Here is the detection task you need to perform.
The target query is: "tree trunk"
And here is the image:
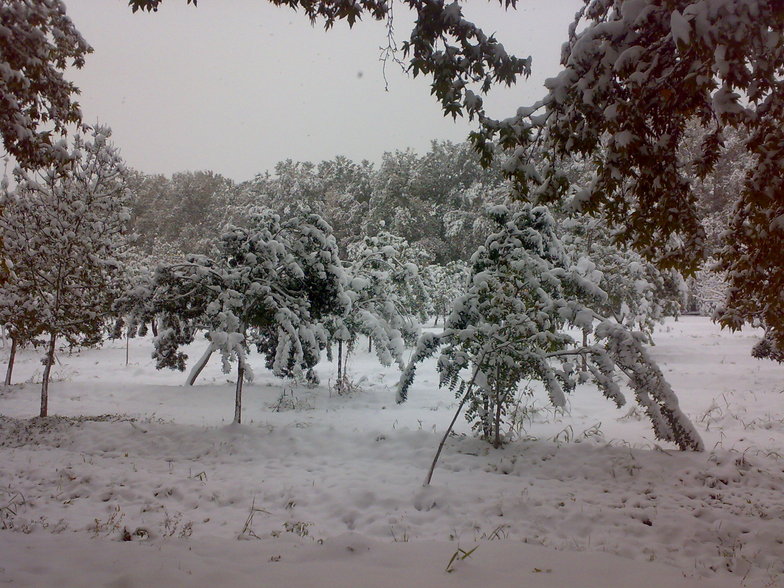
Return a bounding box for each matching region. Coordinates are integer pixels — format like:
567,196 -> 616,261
125,332 -> 130,366
337,339 -> 343,381
234,362 -> 244,424
4,336 -> 17,386
187,344 -> 214,386
40,333 -> 57,417
582,330 -> 588,372
424,348 -> 491,486
151,318 -> 158,337
424,360 -> 485,486
493,386 -> 503,449
482,394 -> 491,441
368,336 -> 372,354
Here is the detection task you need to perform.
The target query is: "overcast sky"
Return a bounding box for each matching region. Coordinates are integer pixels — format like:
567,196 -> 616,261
64,0 -> 583,182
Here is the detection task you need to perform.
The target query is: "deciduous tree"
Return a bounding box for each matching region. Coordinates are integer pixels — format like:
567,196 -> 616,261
399,205 -> 703,451
0,126 -> 130,416
150,209 -> 349,421
0,0 -> 92,169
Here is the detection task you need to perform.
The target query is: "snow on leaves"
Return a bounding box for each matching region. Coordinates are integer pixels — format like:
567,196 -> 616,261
336,232 -> 428,368
150,209 -> 349,384
0,126 -> 131,415
0,0 -> 92,168
398,204 -> 703,451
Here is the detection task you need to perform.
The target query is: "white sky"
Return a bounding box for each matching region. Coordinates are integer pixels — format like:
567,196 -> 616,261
64,0 -> 583,182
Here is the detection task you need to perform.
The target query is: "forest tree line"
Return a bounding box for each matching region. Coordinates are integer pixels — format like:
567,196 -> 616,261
2,126 -> 741,451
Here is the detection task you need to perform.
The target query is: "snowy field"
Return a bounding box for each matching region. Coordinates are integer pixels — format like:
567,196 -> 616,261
1,316 -> 782,587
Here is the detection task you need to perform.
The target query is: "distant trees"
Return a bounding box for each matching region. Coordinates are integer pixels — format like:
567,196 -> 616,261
127,170 -> 249,255
0,127 -> 130,415
1,290 -> 39,388
423,261 -> 469,327
127,141 -> 506,266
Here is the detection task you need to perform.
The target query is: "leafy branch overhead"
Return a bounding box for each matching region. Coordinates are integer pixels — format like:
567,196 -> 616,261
0,0 -> 92,168
128,0 -> 530,125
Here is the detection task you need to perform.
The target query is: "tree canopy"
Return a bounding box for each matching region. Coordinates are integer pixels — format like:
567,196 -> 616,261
0,0 -> 92,169
398,204 -> 703,451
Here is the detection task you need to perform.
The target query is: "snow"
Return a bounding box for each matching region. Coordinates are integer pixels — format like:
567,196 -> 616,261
670,10 -> 691,48
1,316 -> 783,587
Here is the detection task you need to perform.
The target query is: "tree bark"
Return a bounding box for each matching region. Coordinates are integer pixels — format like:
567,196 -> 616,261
4,336 -> 17,386
582,330 -> 589,372
234,361 -> 244,424
337,339 -> 343,382
40,333 -> 57,417
424,389 -> 470,487
187,344 -> 214,386
424,358 -> 485,486
493,386 -> 503,449
482,394 -> 491,440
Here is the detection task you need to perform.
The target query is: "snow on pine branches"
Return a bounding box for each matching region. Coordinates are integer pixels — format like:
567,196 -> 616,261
398,205 -> 703,451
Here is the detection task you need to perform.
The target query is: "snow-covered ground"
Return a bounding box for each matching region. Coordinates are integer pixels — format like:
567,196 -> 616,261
1,316 -> 782,587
